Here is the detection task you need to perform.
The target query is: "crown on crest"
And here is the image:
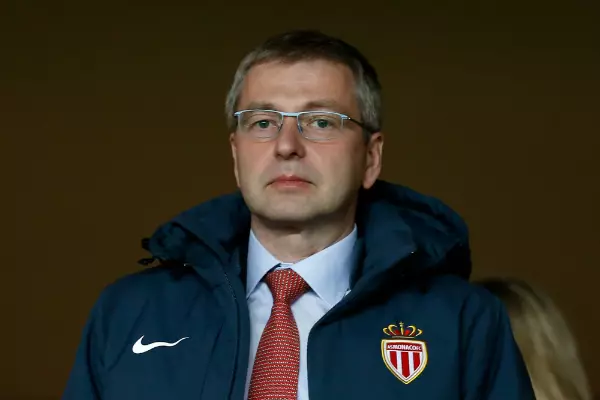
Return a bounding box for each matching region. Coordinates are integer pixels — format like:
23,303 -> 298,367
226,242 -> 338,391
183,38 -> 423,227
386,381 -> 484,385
383,322 -> 423,338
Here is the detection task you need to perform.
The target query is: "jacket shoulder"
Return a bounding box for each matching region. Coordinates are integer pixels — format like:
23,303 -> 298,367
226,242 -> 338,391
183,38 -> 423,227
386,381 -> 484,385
90,262 -> 210,346
404,273 -> 505,319
99,262 -> 195,306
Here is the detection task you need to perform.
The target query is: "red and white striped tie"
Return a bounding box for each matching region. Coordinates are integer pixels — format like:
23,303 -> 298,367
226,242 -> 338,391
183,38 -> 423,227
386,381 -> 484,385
248,268 -> 309,400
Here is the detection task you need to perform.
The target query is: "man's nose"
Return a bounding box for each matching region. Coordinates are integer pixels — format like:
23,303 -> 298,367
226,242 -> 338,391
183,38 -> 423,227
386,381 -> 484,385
273,117 -> 306,159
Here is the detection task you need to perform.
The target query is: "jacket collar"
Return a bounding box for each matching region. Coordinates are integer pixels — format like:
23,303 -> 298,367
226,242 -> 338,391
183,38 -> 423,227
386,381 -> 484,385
145,180 -> 471,282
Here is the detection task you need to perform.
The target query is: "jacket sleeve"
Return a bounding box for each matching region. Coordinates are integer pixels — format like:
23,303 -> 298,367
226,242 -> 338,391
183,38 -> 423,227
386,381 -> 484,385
461,289 -> 535,400
62,294 -> 106,399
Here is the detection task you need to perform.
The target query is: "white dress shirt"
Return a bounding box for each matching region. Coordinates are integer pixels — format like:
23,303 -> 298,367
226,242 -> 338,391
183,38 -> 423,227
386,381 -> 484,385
244,226 -> 358,400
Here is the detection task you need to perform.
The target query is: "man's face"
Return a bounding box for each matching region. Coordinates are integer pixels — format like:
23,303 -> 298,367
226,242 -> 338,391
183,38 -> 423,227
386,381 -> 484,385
230,59 -> 383,227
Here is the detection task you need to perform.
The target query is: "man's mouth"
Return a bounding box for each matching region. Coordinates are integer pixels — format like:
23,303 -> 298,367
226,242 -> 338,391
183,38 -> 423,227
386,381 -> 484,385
270,175 -> 311,187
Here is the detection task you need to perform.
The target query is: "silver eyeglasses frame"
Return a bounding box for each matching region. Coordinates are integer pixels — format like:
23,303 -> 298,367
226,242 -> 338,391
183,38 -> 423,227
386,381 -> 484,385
232,109 -> 370,141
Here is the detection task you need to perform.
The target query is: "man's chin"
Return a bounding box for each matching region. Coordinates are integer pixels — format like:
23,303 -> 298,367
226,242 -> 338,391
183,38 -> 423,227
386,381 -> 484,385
262,210 -> 315,223
244,190 -> 323,224
253,205 -> 321,227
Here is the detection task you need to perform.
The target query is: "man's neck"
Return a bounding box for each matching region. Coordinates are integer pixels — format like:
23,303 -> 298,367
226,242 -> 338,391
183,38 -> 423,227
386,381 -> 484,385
250,215 -> 356,263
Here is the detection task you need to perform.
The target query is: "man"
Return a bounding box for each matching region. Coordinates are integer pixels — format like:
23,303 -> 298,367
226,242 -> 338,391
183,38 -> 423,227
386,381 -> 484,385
63,30 -> 534,399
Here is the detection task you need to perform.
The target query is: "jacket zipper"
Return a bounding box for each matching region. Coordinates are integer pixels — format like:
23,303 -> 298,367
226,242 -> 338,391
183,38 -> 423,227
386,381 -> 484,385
306,249 -> 417,399
221,266 -> 243,400
185,261 -> 241,399
320,249 -> 417,324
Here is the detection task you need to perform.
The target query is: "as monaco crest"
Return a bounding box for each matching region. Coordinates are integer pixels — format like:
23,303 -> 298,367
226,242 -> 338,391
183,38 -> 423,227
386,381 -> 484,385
381,322 -> 428,384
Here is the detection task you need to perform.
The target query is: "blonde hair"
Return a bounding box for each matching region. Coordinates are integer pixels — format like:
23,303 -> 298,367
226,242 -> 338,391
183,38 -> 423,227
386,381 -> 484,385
479,278 -> 592,400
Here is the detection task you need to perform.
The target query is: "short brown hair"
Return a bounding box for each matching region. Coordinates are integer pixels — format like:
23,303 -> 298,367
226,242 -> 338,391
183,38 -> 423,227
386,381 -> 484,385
224,30 -> 382,134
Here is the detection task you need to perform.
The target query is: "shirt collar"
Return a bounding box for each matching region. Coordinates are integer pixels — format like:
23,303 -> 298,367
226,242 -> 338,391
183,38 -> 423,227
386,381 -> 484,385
246,226 -> 358,307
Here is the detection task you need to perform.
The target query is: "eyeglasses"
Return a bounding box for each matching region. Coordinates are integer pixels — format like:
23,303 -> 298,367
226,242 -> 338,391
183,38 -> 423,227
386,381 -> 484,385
232,109 -> 369,141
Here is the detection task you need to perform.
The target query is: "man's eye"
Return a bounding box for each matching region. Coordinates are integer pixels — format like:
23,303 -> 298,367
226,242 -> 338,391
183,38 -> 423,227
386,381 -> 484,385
307,116 -> 340,130
256,120 -> 271,129
315,119 -> 329,128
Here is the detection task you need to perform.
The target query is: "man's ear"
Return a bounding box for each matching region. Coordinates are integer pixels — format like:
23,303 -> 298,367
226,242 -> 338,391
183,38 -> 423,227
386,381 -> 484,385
362,132 -> 383,190
230,133 -> 240,187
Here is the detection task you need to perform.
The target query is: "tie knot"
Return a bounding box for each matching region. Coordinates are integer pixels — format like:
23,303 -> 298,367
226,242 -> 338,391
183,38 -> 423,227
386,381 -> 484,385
265,268 -> 309,305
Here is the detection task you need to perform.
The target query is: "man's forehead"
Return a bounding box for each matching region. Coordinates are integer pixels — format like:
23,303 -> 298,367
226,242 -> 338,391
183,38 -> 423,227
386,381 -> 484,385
245,59 -> 353,84
239,60 -> 358,113
242,99 -> 346,111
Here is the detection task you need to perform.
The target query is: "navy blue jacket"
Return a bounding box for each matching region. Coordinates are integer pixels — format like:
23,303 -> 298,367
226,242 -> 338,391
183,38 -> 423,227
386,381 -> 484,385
63,180 -> 534,399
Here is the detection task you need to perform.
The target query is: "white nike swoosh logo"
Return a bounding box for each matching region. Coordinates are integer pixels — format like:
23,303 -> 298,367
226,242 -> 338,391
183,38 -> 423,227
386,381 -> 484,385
132,335 -> 189,354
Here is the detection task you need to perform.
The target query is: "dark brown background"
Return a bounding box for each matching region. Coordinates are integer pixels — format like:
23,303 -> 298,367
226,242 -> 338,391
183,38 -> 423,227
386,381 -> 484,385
5,1 -> 599,398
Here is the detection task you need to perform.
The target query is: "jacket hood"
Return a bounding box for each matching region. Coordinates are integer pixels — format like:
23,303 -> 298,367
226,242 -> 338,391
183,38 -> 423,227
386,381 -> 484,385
144,180 -> 471,281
